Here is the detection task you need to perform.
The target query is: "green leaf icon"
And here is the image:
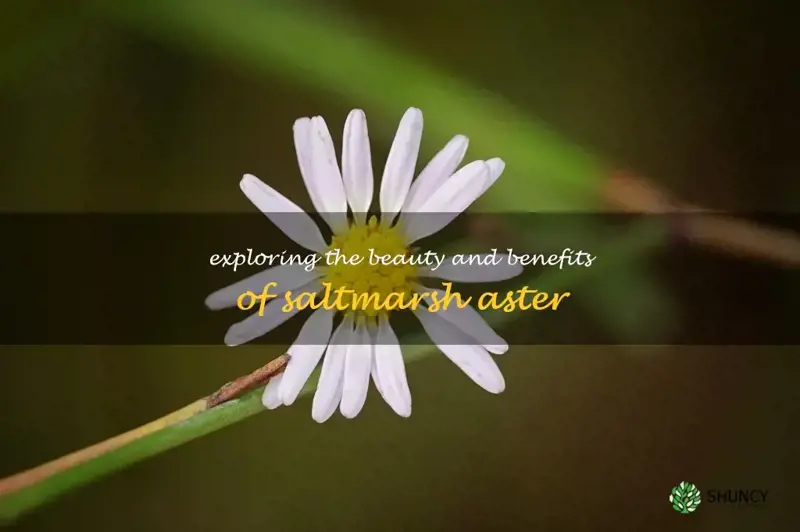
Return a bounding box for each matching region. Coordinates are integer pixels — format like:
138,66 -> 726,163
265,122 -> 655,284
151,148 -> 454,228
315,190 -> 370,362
670,481 -> 701,514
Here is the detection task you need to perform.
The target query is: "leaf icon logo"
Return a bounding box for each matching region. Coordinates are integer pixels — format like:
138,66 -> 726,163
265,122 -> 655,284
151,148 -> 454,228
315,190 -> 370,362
670,481 -> 702,514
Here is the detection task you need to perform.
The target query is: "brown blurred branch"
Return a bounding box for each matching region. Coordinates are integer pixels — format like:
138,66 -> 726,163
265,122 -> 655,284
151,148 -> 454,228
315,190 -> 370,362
603,172 -> 800,268
471,170 -> 800,268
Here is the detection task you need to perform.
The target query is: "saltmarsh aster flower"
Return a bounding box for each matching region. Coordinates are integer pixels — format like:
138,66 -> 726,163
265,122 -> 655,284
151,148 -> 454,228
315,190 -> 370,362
205,108 -> 522,422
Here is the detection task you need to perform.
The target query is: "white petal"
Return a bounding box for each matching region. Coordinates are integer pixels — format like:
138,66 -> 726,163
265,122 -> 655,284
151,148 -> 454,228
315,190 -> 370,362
370,353 -> 383,395
413,309 -> 505,394
373,316 -> 411,417
380,108 -> 423,222
342,109 -> 373,223
261,374 -> 284,410
279,307 -> 335,405
312,315 -> 352,423
417,287 -> 508,354
414,160 -> 490,212
308,116 -> 349,233
205,264 -> 321,310
402,135 -> 469,213
239,174 -> 327,253
223,279 -> 320,346
419,254 -> 523,283
293,118 -> 348,234
314,367 -> 344,423
483,157 -> 506,194
293,118 -> 315,194
401,161 -> 490,243
340,320 -> 373,418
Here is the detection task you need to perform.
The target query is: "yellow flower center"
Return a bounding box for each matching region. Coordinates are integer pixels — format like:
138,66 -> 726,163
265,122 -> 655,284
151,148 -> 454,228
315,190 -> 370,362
324,215 -> 417,318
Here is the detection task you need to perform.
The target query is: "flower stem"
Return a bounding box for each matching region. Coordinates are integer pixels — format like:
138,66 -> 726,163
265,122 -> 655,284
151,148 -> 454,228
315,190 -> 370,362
0,355 -> 288,523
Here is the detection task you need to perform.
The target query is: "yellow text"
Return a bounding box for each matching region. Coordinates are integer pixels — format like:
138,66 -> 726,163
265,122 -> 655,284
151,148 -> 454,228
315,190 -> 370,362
236,283 -> 572,314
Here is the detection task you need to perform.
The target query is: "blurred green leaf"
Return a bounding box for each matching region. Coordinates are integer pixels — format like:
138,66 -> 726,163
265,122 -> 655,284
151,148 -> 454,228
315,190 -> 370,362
98,0 -> 607,211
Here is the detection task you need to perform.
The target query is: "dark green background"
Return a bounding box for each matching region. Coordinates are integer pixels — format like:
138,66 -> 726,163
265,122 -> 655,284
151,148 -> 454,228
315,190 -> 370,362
1,0 -> 797,530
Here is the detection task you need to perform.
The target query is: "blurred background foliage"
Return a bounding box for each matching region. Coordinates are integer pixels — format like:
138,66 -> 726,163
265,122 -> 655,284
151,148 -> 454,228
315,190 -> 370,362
1,0 -> 797,530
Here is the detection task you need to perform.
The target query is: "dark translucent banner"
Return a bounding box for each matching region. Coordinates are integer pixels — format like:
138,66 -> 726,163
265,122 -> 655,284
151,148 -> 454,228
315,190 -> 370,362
0,213 -> 794,346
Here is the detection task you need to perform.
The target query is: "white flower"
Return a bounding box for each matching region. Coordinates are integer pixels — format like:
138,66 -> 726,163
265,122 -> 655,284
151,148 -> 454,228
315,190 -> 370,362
205,108 -> 522,422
